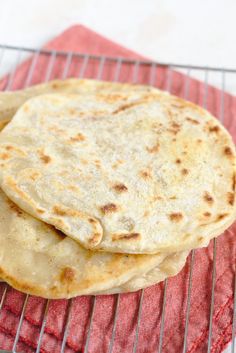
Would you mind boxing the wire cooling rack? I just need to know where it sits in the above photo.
[0,44,235,353]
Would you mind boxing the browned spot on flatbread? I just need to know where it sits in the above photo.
[169,196,177,200]
[152,195,163,201]
[232,174,236,191]
[88,233,101,245]
[98,93,128,103]
[175,158,181,164]
[168,122,181,135]
[38,149,51,164]
[224,146,233,158]
[52,82,59,89]
[70,133,85,142]
[68,185,80,192]
[112,233,141,241]
[171,122,181,129]
[29,171,41,181]
[227,192,235,205]
[81,158,88,165]
[197,139,202,144]
[53,205,80,217]
[186,117,200,125]
[169,212,183,222]
[203,192,214,205]
[181,168,189,175]
[146,143,159,153]
[140,170,152,179]
[100,203,118,215]
[113,183,128,193]
[60,267,75,283]
[209,125,220,133]
[88,218,96,224]
[112,160,124,170]
[203,212,211,217]
[216,213,229,221]
[0,152,10,160]
[36,208,45,214]
[113,101,143,114]
[198,236,204,242]
[143,210,150,217]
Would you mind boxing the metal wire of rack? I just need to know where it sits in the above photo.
[0,44,235,353]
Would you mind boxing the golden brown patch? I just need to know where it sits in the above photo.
[143,210,150,217]
[169,196,177,200]
[52,82,59,89]
[186,117,200,125]
[112,233,141,241]
[197,139,202,144]
[198,236,204,242]
[203,192,214,205]
[113,101,142,114]
[81,158,88,165]
[98,93,128,103]
[112,160,124,170]
[38,150,51,164]
[224,146,233,157]
[203,212,211,217]
[5,145,13,151]
[209,125,220,133]
[69,109,76,115]
[181,168,189,175]
[100,203,118,215]
[175,158,181,164]
[113,183,128,193]
[0,152,10,160]
[227,192,235,206]
[172,138,177,142]
[146,143,159,153]
[169,212,183,222]
[152,195,163,201]
[140,170,152,179]
[36,208,45,214]
[60,267,75,283]
[171,122,181,129]
[7,199,23,217]
[52,205,79,217]
[70,133,85,142]
[29,171,41,181]
[88,218,96,224]
[67,185,80,192]
[232,174,236,191]
[88,233,101,245]
[216,213,229,221]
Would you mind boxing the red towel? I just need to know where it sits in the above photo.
[0,25,235,353]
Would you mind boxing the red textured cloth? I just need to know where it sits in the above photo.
[0,25,235,353]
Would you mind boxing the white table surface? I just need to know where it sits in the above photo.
[0,0,235,351]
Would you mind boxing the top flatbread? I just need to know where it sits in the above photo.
[0,84,235,254]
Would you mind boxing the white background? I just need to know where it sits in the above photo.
[0,0,235,352]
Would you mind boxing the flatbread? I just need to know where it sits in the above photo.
[0,189,189,298]
[0,79,156,130]
[0,88,235,254]
[98,251,188,294]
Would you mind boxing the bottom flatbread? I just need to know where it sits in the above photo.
[0,189,188,298]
